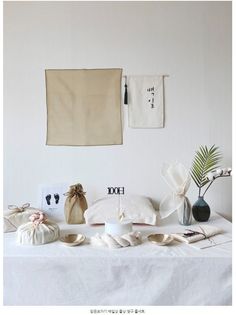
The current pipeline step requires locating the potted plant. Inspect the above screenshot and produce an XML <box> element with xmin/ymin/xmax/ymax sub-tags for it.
<box><xmin>190</xmin><ymin>145</ymin><xmax>231</xmax><ymax>222</ymax></box>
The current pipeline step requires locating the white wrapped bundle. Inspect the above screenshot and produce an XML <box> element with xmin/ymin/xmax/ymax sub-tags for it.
<box><xmin>159</xmin><ymin>163</ymin><xmax>191</xmax><ymax>219</ymax></box>
<box><xmin>17</xmin><ymin>212</ymin><xmax>60</xmax><ymax>245</ymax></box>
<box><xmin>4</xmin><ymin>203</ymin><xmax>43</xmax><ymax>233</ymax></box>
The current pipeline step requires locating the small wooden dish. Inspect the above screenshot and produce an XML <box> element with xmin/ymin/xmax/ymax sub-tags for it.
<box><xmin>60</xmin><ymin>234</ymin><xmax>86</xmax><ymax>246</ymax></box>
<box><xmin>147</xmin><ymin>234</ymin><xmax>174</xmax><ymax>246</ymax></box>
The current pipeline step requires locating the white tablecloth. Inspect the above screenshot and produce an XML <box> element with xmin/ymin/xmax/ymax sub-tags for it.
<box><xmin>3</xmin><ymin>212</ymin><xmax>232</xmax><ymax>306</ymax></box>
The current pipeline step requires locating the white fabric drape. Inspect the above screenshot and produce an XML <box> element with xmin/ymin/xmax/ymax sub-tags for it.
<box><xmin>4</xmin><ymin>212</ymin><xmax>231</xmax><ymax>306</ymax></box>
<box><xmin>159</xmin><ymin>163</ymin><xmax>191</xmax><ymax>218</ymax></box>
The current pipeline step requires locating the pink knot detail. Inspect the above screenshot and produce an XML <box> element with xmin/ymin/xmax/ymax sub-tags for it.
<box><xmin>29</xmin><ymin>211</ymin><xmax>46</xmax><ymax>226</ymax></box>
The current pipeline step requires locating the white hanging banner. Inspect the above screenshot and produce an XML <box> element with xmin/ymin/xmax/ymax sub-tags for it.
<box><xmin>127</xmin><ymin>75</ymin><xmax>164</xmax><ymax>128</ymax></box>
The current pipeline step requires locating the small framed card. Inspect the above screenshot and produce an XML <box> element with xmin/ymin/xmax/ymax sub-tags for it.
<box><xmin>38</xmin><ymin>183</ymin><xmax>69</xmax><ymax>222</ymax></box>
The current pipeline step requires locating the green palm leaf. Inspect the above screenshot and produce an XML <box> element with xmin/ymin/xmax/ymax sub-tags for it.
<box><xmin>190</xmin><ymin>145</ymin><xmax>222</xmax><ymax>189</ymax></box>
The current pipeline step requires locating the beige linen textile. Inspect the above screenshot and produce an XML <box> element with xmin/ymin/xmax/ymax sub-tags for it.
<box><xmin>45</xmin><ymin>69</ymin><xmax>123</xmax><ymax>145</ymax></box>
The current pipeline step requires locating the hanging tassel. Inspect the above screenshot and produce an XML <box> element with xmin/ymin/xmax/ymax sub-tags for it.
<box><xmin>124</xmin><ymin>76</ymin><xmax>128</xmax><ymax>105</ymax></box>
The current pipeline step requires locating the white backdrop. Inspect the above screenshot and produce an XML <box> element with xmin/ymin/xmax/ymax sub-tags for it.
<box><xmin>3</xmin><ymin>1</ymin><xmax>232</xmax><ymax>219</ymax></box>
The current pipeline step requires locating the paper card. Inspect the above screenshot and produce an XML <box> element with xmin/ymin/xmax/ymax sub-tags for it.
<box><xmin>38</xmin><ymin>183</ymin><xmax>69</xmax><ymax>222</ymax></box>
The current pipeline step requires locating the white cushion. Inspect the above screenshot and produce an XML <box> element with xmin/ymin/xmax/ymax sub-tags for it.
<box><xmin>84</xmin><ymin>195</ymin><xmax>157</xmax><ymax>225</ymax></box>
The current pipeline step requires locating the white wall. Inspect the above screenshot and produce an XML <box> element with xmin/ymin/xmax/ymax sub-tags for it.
<box><xmin>4</xmin><ymin>1</ymin><xmax>232</xmax><ymax>220</ymax></box>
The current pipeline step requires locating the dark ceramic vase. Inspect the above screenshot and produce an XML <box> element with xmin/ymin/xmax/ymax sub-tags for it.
<box><xmin>192</xmin><ymin>196</ymin><xmax>210</xmax><ymax>222</ymax></box>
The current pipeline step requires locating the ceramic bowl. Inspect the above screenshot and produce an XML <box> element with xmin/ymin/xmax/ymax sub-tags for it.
<box><xmin>147</xmin><ymin>233</ymin><xmax>174</xmax><ymax>246</ymax></box>
<box><xmin>60</xmin><ymin>234</ymin><xmax>86</xmax><ymax>246</ymax></box>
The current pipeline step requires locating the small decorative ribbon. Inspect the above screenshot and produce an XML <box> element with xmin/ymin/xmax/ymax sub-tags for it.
<box><xmin>8</xmin><ymin>203</ymin><xmax>30</xmax><ymax>214</ymax></box>
<box><xmin>29</xmin><ymin>211</ymin><xmax>46</xmax><ymax>226</ymax></box>
<box><xmin>64</xmin><ymin>183</ymin><xmax>86</xmax><ymax>199</ymax></box>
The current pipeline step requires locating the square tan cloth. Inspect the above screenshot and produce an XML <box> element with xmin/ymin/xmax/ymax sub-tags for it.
<box><xmin>45</xmin><ymin>69</ymin><xmax>123</xmax><ymax>146</ymax></box>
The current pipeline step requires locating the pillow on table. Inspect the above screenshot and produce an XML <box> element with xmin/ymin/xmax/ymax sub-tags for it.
<box><xmin>84</xmin><ymin>195</ymin><xmax>157</xmax><ymax>225</ymax></box>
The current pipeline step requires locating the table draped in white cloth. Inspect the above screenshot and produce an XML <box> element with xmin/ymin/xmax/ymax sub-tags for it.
<box><xmin>4</xmin><ymin>212</ymin><xmax>231</xmax><ymax>306</ymax></box>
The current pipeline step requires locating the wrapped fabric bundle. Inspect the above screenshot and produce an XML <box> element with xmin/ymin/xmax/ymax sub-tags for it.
<box><xmin>172</xmin><ymin>225</ymin><xmax>223</xmax><ymax>243</ymax></box>
<box><xmin>17</xmin><ymin>211</ymin><xmax>60</xmax><ymax>245</ymax></box>
<box><xmin>4</xmin><ymin>203</ymin><xmax>43</xmax><ymax>233</ymax></box>
<box><xmin>64</xmin><ymin>183</ymin><xmax>88</xmax><ymax>224</ymax></box>
<box><xmin>159</xmin><ymin>163</ymin><xmax>191</xmax><ymax>223</ymax></box>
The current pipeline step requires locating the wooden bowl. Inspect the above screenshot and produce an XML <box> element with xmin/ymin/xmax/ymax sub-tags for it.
<box><xmin>147</xmin><ymin>234</ymin><xmax>174</xmax><ymax>246</ymax></box>
<box><xmin>60</xmin><ymin>234</ymin><xmax>86</xmax><ymax>246</ymax></box>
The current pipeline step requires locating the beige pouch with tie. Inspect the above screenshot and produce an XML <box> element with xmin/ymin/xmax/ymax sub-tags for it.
<box><xmin>64</xmin><ymin>184</ymin><xmax>88</xmax><ymax>224</ymax></box>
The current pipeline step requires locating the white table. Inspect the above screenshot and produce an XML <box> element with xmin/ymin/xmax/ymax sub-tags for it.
<box><xmin>4</xmin><ymin>212</ymin><xmax>232</xmax><ymax>306</ymax></box>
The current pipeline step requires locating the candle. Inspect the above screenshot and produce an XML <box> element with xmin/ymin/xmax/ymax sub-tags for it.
<box><xmin>105</xmin><ymin>218</ymin><xmax>133</xmax><ymax>236</ymax></box>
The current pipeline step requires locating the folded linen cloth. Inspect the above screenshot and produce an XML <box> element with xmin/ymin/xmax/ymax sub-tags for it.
<box><xmin>90</xmin><ymin>231</ymin><xmax>142</xmax><ymax>249</ymax></box>
<box><xmin>172</xmin><ymin>225</ymin><xmax>223</xmax><ymax>243</ymax></box>
<box><xmin>128</xmin><ymin>75</ymin><xmax>164</xmax><ymax>128</ymax></box>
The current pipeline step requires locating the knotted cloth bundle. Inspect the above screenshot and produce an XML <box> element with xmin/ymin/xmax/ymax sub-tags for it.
<box><xmin>29</xmin><ymin>211</ymin><xmax>47</xmax><ymax>226</ymax></box>
<box><xmin>90</xmin><ymin>231</ymin><xmax>142</xmax><ymax>249</ymax></box>
<box><xmin>64</xmin><ymin>184</ymin><xmax>86</xmax><ymax>199</ymax></box>
<box><xmin>64</xmin><ymin>183</ymin><xmax>88</xmax><ymax>224</ymax></box>
<box><xmin>17</xmin><ymin>212</ymin><xmax>60</xmax><ymax>245</ymax></box>
<box><xmin>4</xmin><ymin>203</ymin><xmax>44</xmax><ymax>233</ymax></box>
<box><xmin>159</xmin><ymin>163</ymin><xmax>191</xmax><ymax>218</ymax></box>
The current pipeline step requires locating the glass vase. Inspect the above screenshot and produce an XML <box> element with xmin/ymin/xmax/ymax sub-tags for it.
<box><xmin>177</xmin><ymin>197</ymin><xmax>192</xmax><ymax>225</ymax></box>
<box><xmin>192</xmin><ymin>196</ymin><xmax>210</xmax><ymax>222</ymax></box>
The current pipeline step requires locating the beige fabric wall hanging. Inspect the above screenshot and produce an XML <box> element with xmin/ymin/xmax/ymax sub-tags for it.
<box><xmin>45</xmin><ymin>68</ymin><xmax>123</xmax><ymax>146</ymax></box>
